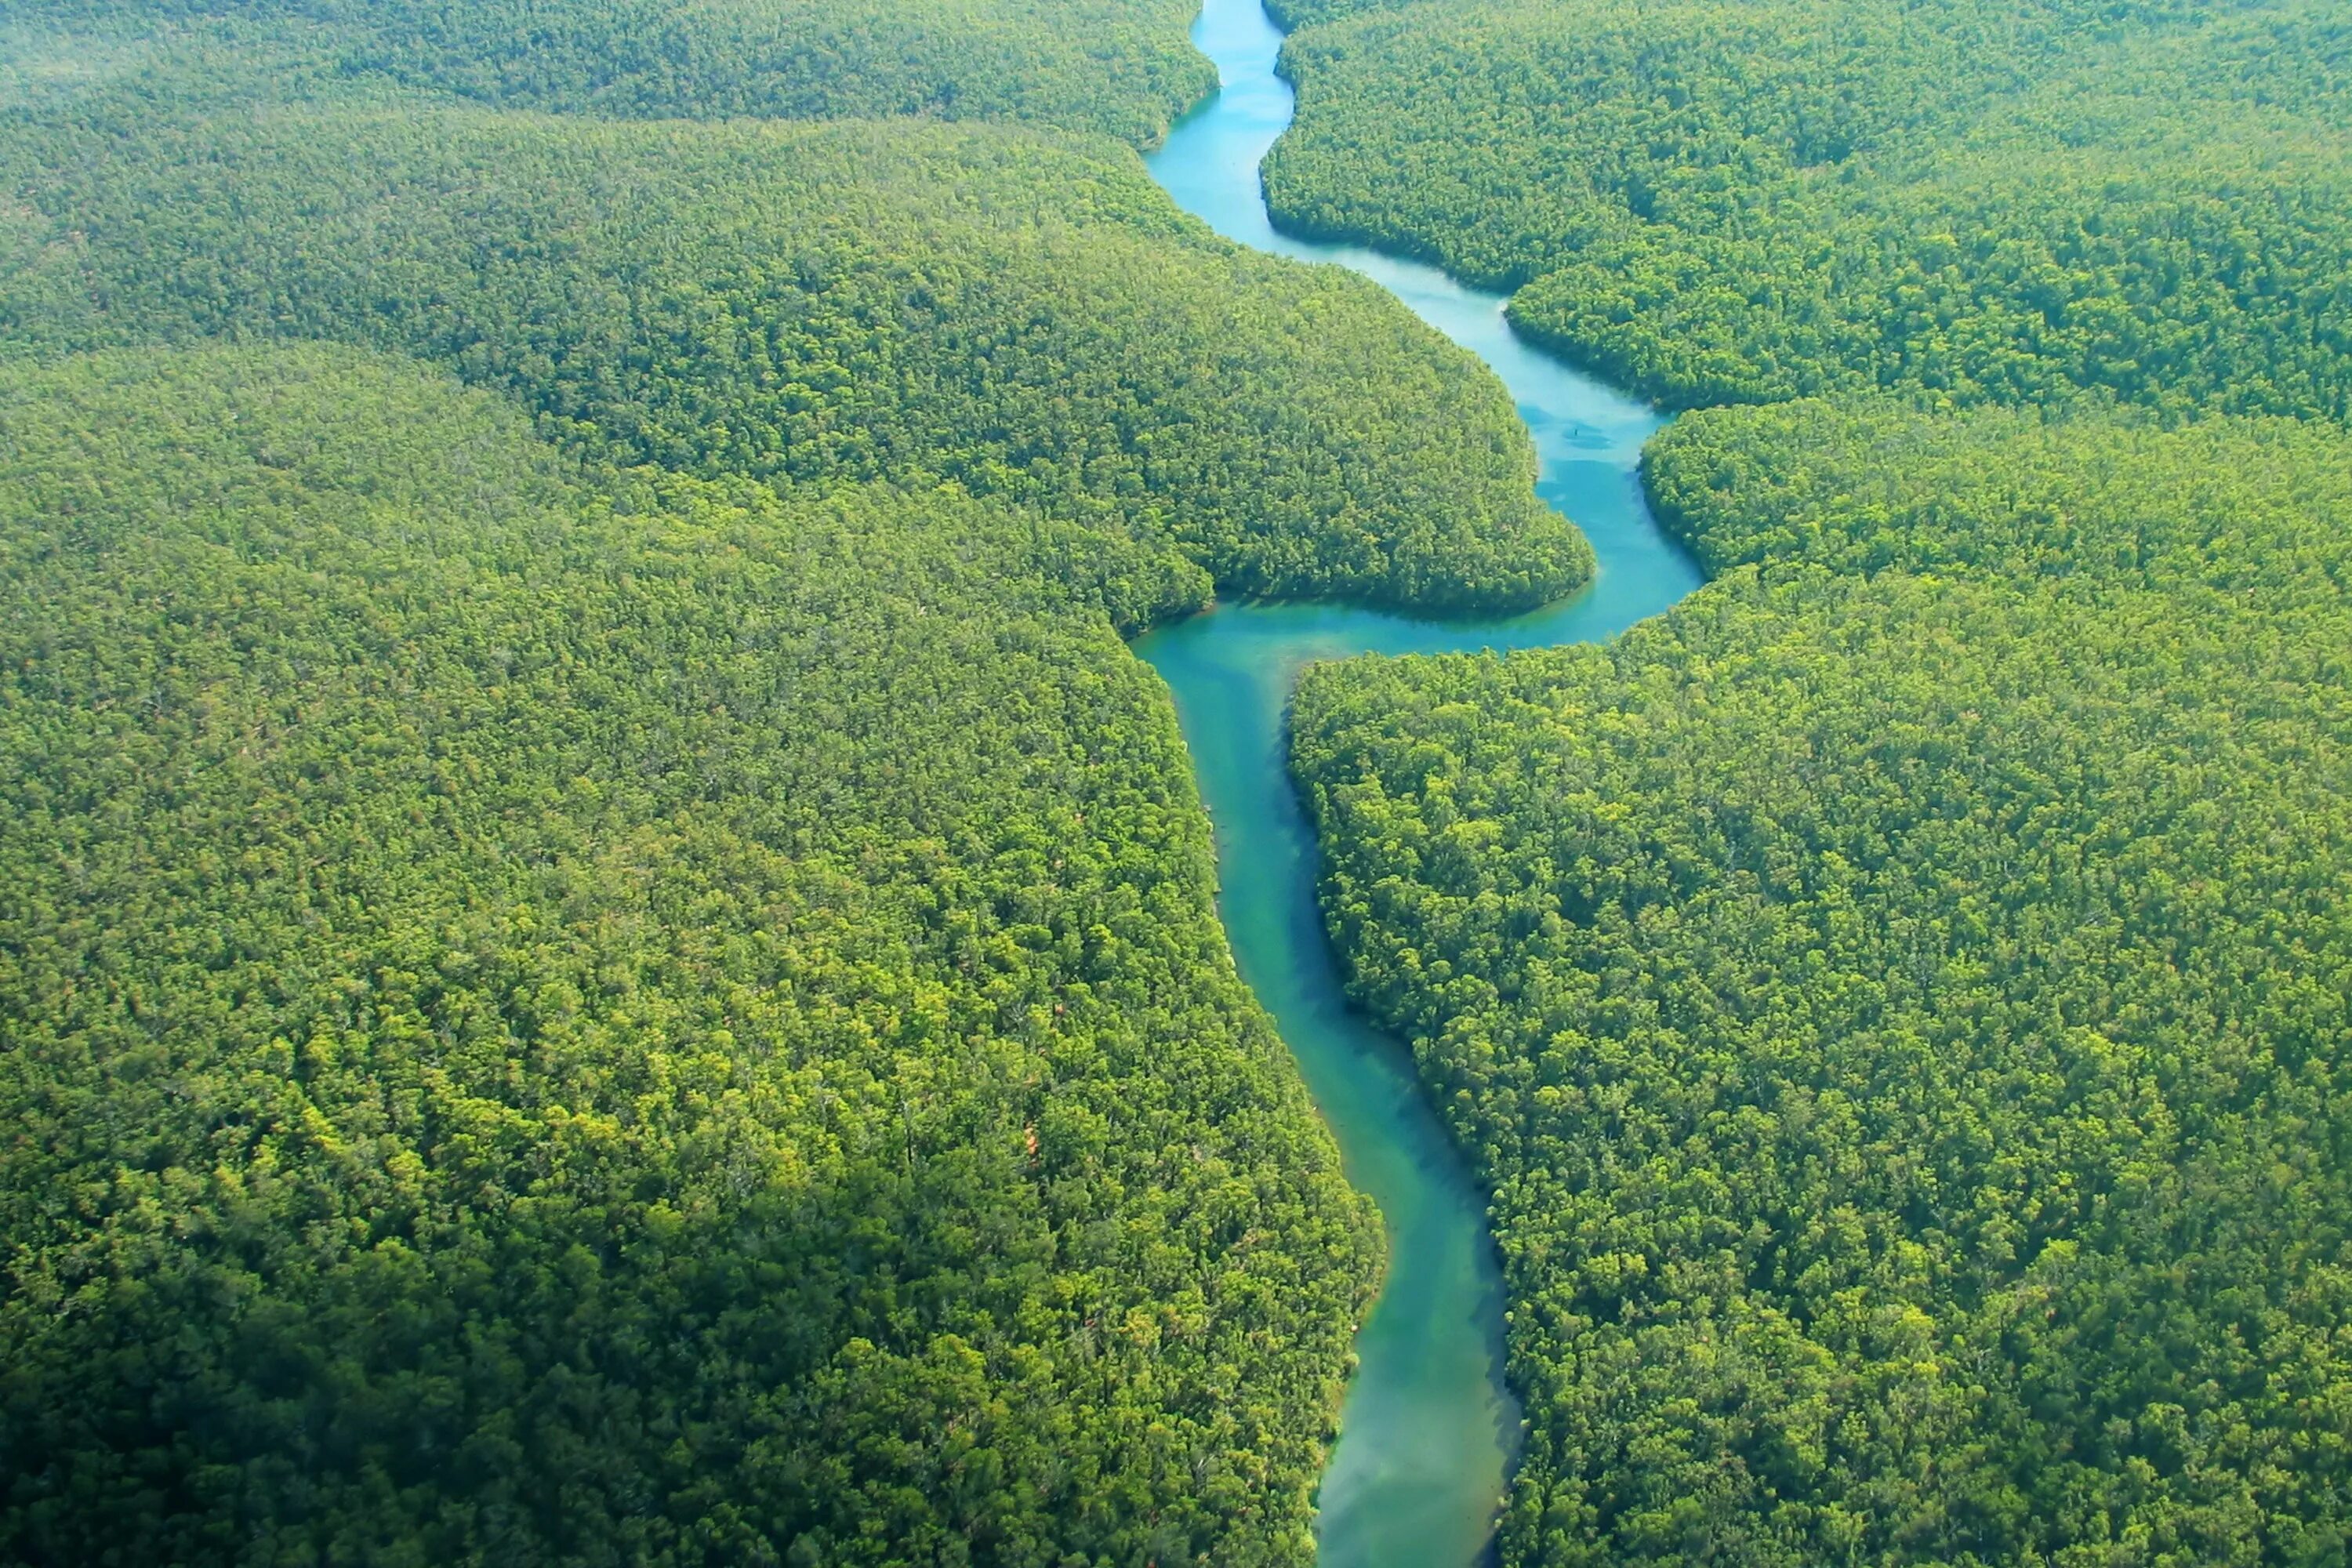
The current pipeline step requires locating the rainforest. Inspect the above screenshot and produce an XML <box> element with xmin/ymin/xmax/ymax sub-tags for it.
<box><xmin>0</xmin><ymin>0</ymin><xmax>2347</xmax><ymax>1565</ymax></box>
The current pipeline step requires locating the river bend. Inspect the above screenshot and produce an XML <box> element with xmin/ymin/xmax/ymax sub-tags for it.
<box><xmin>1134</xmin><ymin>0</ymin><xmax>1705</xmax><ymax>1561</ymax></box>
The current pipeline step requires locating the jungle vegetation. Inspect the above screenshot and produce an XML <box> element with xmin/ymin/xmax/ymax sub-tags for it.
<box><xmin>1298</xmin><ymin>557</ymin><xmax>2352</xmax><ymax>1565</ymax></box>
<box><xmin>0</xmin><ymin>2</ymin><xmax>1593</xmax><ymax>1562</ymax></box>
<box><xmin>0</xmin><ymin>342</ymin><xmax>1380</xmax><ymax>1566</ymax></box>
<box><xmin>1273</xmin><ymin>0</ymin><xmax>2352</xmax><ymax>1562</ymax></box>
<box><xmin>1264</xmin><ymin>0</ymin><xmax>2352</xmax><ymax>416</ymax></box>
<box><xmin>7</xmin><ymin>0</ymin><xmax>1214</xmax><ymax>146</ymax></box>
<box><xmin>7</xmin><ymin>0</ymin><xmax>2351</xmax><ymax>1561</ymax></box>
<box><xmin>0</xmin><ymin>81</ymin><xmax>1585</xmax><ymax>614</ymax></box>
<box><xmin>1296</xmin><ymin>405</ymin><xmax>2352</xmax><ymax>1564</ymax></box>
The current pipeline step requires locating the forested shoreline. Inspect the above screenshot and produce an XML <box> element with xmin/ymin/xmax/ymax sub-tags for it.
<box><xmin>0</xmin><ymin>2</ymin><xmax>1588</xmax><ymax>1560</ymax></box>
<box><xmin>1298</xmin><ymin>414</ymin><xmax>2352</xmax><ymax>1560</ymax></box>
<box><xmin>0</xmin><ymin>75</ymin><xmax>1586</xmax><ymax>614</ymax></box>
<box><xmin>3</xmin><ymin>343</ymin><xmax>1382</xmax><ymax>1563</ymax></box>
<box><xmin>5</xmin><ymin>0</ymin><xmax>2350</xmax><ymax>1562</ymax></box>
<box><xmin>1265</xmin><ymin>0</ymin><xmax>2352</xmax><ymax>418</ymax></box>
<box><xmin>1279</xmin><ymin>0</ymin><xmax>2352</xmax><ymax>1561</ymax></box>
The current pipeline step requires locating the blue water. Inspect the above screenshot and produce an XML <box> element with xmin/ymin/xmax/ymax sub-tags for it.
<box><xmin>1135</xmin><ymin>0</ymin><xmax>1706</xmax><ymax>1562</ymax></box>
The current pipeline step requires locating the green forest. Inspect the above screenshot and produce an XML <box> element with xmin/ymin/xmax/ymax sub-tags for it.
<box><xmin>0</xmin><ymin>0</ymin><xmax>1582</xmax><ymax>1561</ymax></box>
<box><xmin>0</xmin><ymin>74</ymin><xmax>1582</xmax><ymax>614</ymax></box>
<box><xmin>1276</xmin><ymin>0</ymin><xmax>2352</xmax><ymax>1561</ymax></box>
<box><xmin>1296</xmin><ymin>406</ymin><xmax>2352</xmax><ymax>1563</ymax></box>
<box><xmin>8</xmin><ymin>0</ymin><xmax>1214</xmax><ymax>146</ymax></box>
<box><xmin>0</xmin><ymin>343</ymin><xmax>1381</xmax><ymax>1565</ymax></box>
<box><xmin>1265</xmin><ymin>0</ymin><xmax>2352</xmax><ymax>416</ymax></box>
<box><xmin>6</xmin><ymin>0</ymin><xmax>2352</xmax><ymax>1561</ymax></box>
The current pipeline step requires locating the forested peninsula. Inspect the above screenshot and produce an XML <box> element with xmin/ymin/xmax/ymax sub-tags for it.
<box><xmin>1277</xmin><ymin>0</ymin><xmax>2352</xmax><ymax>1562</ymax></box>
<box><xmin>1265</xmin><ymin>0</ymin><xmax>2352</xmax><ymax>418</ymax></box>
<box><xmin>0</xmin><ymin>2</ymin><xmax>1580</xmax><ymax>1562</ymax></box>
<box><xmin>1298</xmin><ymin>414</ymin><xmax>2352</xmax><ymax>1560</ymax></box>
<box><xmin>5</xmin><ymin>0</ymin><xmax>2350</xmax><ymax>1563</ymax></box>
<box><xmin>2</xmin><ymin>343</ymin><xmax>1377</xmax><ymax>1563</ymax></box>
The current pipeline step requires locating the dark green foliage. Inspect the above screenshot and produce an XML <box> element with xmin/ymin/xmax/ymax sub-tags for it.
<box><xmin>0</xmin><ymin>343</ymin><xmax>1379</xmax><ymax>1566</ymax></box>
<box><xmin>1293</xmin><ymin>407</ymin><xmax>2352</xmax><ymax>1564</ymax></box>
<box><xmin>0</xmin><ymin>95</ymin><xmax>1588</xmax><ymax>613</ymax></box>
<box><xmin>1263</xmin><ymin>0</ymin><xmax>2352</xmax><ymax>415</ymax></box>
<box><xmin>10</xmin><ymin>0</ymin><xmax>1215</xmax><ymax>146</ymax></box>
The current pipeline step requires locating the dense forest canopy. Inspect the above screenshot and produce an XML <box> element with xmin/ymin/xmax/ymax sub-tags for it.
<box><xmin>1265</xmin><ymin>0</ymin><xmax>2352</xmax><ymax>415</ymax></box>
<box><xmin>7</xmin><ymin>0</ymin><xmax>1214</xmax><ymax>145</ymax></box>
<box><xmin>9</xmin><ymin>0</ymin><xmax>2352</xmax><ymax>1559</ymax></box>
<box><xmin>0</xmin><ymin>0</ymin><xmax>1610</xmax><ymax>1559</ymax></box>
<box><xmin>1295</xmin><ymin>530</ymin><xmax>2352</xmax><ymax>1563</ymax></box>
<box><xmin>0</xmin><ymin>82</ymin><xmax>1584</xmax><ymax>614</ymax></box>
<box><xmin>1272</xmin><ymin>0</ymin><xmax>2352</xmax><ymax>1562</ymax></box>
<box><xmin>0</xmin><ymin>343</ymin><xmax>1378</xmax><ymax>1565</ymax></box>
<box><xmin>1645</xmin><ymin>400</ymin><xmax>2352</xmax><ymax>598</ymax></box>
<box><xmin>1298</xmin><ymin>406</ymin><xmax>2352</xmax><ymax>1564</ymax></box>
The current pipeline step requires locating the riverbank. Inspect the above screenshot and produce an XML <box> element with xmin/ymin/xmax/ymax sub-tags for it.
<box><xmin>1134</xmin><ymin>0</ymin><xmax>1704</xmax><ymax>1560</ymax></box>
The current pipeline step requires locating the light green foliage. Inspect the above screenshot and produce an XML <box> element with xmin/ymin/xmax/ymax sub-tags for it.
<box><xmin>0</xmin><ymin>20</ymin><xmax>160</xmax><ymax>110</ymax></box>
<box><xmin>0</xmin><ymin>0</ymin><xmax>1611</xmax><ymax>1555</ymax></box>
<box><xmin>350</xmin><ymin>0</ymin><xmax>1216</xmax><ymax>147</ymax></box>
<box><xmin>1276</xmin><ymin>5</ymin><xmax>2352</xmax><ymax>1555</ymax></box>
<box><xmin>0</xmin><ymin>95</ymin><xmax>1587</xmax><ymax>613</ymax></box>
<box><xmin>1294</xmin><ymin>406</ymin><xmax>2352</xmax><ymax>1563</ymax></box>
<box><xmin>0</xmin><ymin>343</ymin><xmax>1378</xmax><ymax>1566</ymax></box>
<box><xmin>13</xmin><ymin>0</ymin><xmax>1215</xmax><ymax>146</ymax></box>
<box><xmin>1264</xmin><ymin>0</ymin><xmax>2352</xmax><ymax>415</ymax></box>
<box><xmin>1647</xmin><ymin>400</ymin><xmax>2352</xmax><ymax>601</ymax></box>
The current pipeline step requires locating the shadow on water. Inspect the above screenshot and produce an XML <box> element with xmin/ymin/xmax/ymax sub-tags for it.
<box><xmin>1135</xmin><ymin>0</ymin><xmax>1706</xmax><ymax>1562</ymax></box>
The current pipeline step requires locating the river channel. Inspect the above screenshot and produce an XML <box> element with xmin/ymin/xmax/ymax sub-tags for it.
<box><xmin>1133</xmin><ymin>0</ymin><xmax>1705</xmax><ymax>1561</ymax></box>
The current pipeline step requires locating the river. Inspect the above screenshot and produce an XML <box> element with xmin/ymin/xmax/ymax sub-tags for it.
<box><xmin>1132</xmin><ymin>0</ymin><xmax>1706</xmax><ymax>1562</ymax></box>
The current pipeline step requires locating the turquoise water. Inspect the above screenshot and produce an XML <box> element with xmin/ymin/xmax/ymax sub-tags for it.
<box><xmin>1135</xmin><ymin>0</ymin><xmax>1705</xmax><ymax>1562</ymax></box>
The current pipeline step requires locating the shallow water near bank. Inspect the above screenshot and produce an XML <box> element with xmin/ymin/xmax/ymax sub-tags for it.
<box><xmin>1134</xmin><ymin>0</ymin><xmax>1705</xmax><ymax>1562</ymax></box>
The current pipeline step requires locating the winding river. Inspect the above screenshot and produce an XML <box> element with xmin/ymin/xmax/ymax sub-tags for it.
<box><xmin>1134</xmin><ymin>0</ymin><xmax>1705</xmax><ymax>1561</ymax></box>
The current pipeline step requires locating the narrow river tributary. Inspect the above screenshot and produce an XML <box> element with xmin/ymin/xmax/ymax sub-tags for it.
<box><xmin>1134</xmin><ymin>0</ymin><xmax>1706</xmax><ymax>1561</ymax></box>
